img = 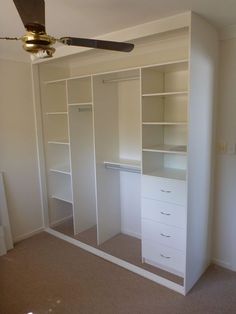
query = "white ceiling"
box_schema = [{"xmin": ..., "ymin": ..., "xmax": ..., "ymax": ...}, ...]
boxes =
[{"xmin": 1, "ymin": 0, "xmax": 236, "ymax": 62}]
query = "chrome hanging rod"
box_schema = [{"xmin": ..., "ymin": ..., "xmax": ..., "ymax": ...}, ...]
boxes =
[{"xmin": 104, "ymin": 162, "xmax": 141, "ymax": 174}]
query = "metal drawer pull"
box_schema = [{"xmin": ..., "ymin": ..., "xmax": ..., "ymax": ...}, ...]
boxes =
[
  {"xmin": 160, "ymin": 233, "xmax": 171, "ymax": 238},
  {"xmin": 160, "ymin": 254, "xmax": 171, "ymax": 259},
  {"xmin": 160, "ymin": 211, "xmax": 171, "ymax": 216},
  {"xmin": 160, "ymin": 189, "xmax": 171, "ymax": 193}
]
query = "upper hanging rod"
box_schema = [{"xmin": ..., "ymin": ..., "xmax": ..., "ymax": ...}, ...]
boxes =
[
  {"xmin": 102, "ymin": 76, "xmax": 140, "ymax": 84},
  {"xmin": 104, "ymin": 161, "xmax": 141, "ymax": 174}
]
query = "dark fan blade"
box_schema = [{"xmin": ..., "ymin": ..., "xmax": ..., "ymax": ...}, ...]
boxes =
[
  {"xmin": 13, "ymin": 0, "xmax": 45, "ymax": 33},
  {"xmin": 60, "ymin": 37, "xmax": 134, "ymax": 52}
]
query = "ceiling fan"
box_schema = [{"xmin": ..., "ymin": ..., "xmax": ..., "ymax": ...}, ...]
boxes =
[{"xmin": 0, "ymin": 0, "xmax": 134, "ymax": 60}]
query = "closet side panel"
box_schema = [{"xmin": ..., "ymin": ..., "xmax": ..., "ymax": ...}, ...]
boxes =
[{"xmin": 185, "ymin": 13, "xmax": 218, "ymax": 293}]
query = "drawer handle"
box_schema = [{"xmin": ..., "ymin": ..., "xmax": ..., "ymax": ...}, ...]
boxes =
[
  {"xmin": 160, "ymin": 254, "xmax": 171, "ymax": 259},
  {"xmin": 160, "ymin": 211, "xmax": 171, "ymax": 216},
  {"xmin": 160, "ymin": 189, "xmax": 171, "ymax": 193},
  {"xmin": 160, "ymin": 233, "xmax": 171, "ymax": 238}
]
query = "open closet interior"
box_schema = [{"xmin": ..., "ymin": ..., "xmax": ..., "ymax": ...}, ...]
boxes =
[{"xmin": 34, "ymin": 12, "xmax": 218, "ymax": 295}]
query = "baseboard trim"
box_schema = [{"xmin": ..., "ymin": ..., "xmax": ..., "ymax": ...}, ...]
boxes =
[
  {"xmin": 49, "ymin": 215, "xmax": 73, "ymax": 228},
  {"xmin": 121, "ymin": 229, "xmax": 141, "ymax": 240},
  {"xmin": 212, "ymin": 258, "xmax": 235, "ymax": 272},
  {"xmin": 13, "ymin": 227, "xmax": 44, "ymax": 243},
  {"xmin": 45, "ymin": 227, "xmax": 185, "ymax": 295}
]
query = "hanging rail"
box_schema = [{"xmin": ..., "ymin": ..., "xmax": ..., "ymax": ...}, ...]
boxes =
[{"xmin": 104, "ymin": 161, "xmax": 141, "ymax": 174}]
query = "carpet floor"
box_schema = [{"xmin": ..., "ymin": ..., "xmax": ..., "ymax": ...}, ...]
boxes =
[
  {"xmin": 1, "ymin": 232, "xmax": 236, "ymax": 314},
  {"xmin": 53, "ymin": 218, "xmax": 183, "ymax": 284}
]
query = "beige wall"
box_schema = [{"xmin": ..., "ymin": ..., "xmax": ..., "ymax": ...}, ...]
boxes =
[
  {"xmin": 0, "ymin": 37, "xmax": 236, "ymax": 271},
  {"xmin": 0, "ymin": 59, "xmax": 43, "ymax": 242},
  {"xmin": 213, "ymin": 38, "xmax": 236, "ymax": 271}
]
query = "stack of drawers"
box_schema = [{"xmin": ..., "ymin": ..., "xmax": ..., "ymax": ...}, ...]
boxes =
[{"xmin": 141, "ymin": 175, "xmax": 186, "ymax": 275}]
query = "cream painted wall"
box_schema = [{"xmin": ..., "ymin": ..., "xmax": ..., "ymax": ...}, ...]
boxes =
[
  {"xmin": 0, "ymin": 59, "xmax": 43, "ymax": 242},
  {"xmin": 0, "ymin": 29, "xmax": 236, "ymax": 272},
  {"xmin": 213, "ymin": 38, "xmax": 236, "ymax": 271}
]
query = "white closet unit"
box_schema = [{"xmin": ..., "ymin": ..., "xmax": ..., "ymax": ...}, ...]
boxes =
[{"xmin": 33, "ymin": 12, "xmax": 218, "ymax": 295}]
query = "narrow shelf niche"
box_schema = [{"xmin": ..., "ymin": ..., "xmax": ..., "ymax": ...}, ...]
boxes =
[
  {"xmin": 141, "ymin": 61, "xmax": 188, "ymax": 95},
  {"xmin": 44, "ymin": 113, "xmax": 69, "ymax": 143},
  {"xmin": 142, "ymin": 151, "xmax": 187, "ymax": 181},
  {"xmin": 42, "ymin": 80, "xmax": 67, "ymax": 112},
  {"xmin": 48, "ymin": 171, "xmax": 73, "ymax": 204},
  {"xmin": 67, "ymin": 76, "xmax": 92, "ymax": 104},
  {"xmin": 46, "ymin": 144, "xmax": 71, "ymax": 175},
  {"xmin": 142, "ymin": 93, "xmax": 188, "ymax": 124},
  {"xmin": 142, "ymin": 124, "xmax": 188, "ymax": 152}
]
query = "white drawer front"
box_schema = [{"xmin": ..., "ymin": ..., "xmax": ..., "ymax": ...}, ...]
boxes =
[
  {"xmin": 142, "ymin": 198, "xmax": 186, "ymax": 228},
  {"xmin": 142, "ymin": 175, "xmax": 186, "ymax": 205},
  {"xmin": 142, "ymin": 219, "xmax": 186, "ymax": 251},
  {"xmin": 142, "ymin": 240, "xmax": 185, "ymax": 274}
]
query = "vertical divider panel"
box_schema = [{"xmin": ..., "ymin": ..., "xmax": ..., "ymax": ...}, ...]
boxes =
[
  {"xmin": 91, "ymin": 76, "xmax": 100, "ymax": 246},
  {"xmin": 65, "ymin": 79, "xmax": 76, "ymax": 234},
  {"xmin": 68, "ymin": 77, "xmax": 97, "ymax": 235},
  {"xmin": 93, "ymin": 74, "xmax": 121, "ymax": 245}
]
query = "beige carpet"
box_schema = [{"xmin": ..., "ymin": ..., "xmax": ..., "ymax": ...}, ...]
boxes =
[
  {"xmin": 1, "ymin": 232, "xmax": 236, "ymax": 314},
  {"xmin": 53, "ymin": 218, "xmax": 183, "ymax": 284}
]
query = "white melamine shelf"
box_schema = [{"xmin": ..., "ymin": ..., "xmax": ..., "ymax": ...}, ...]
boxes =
[
  {"xmin": 48, "ymin": 140, "xmax": 70, "ymax": 145},
  {"xmin": 50, "ymin": 195, "xmax": 72, "ymax": 204},
  {"xmin": 145, "ymin": 167, "xmax": 186, "ymax": 181},
  {"xmin": 142, "ymin": 122, "xmax": 188, "ymax": 125},
  {"xmin": 44, "ymin": 78, "xmax": 67, "ymax": 85},
  {"xmin": 68, "ymin": 102, "xmax": 92, "ymax": 107},
  {"xmin": 142, "ymin": 91, "xmax": 188, "ymax": 97},
  {"xmin": 141, "ymin": 59, "xmax": 188, "ymax": 69},
  {"xmin": 45, "ymin": 112, "xmax": 68, "ymax": 115},
  {"xmin": 104, "ymin": 159, "xmax": 141, "ymax": 172},
  {"xmin": 142, "ymin": 144, "xmax": 187, "ymax": 154},
  {"xmin": 49, "ymin": 167, "xmax": 71, "ymax": 175}
]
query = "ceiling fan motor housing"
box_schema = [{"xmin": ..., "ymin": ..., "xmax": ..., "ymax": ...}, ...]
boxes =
[{"xmin": 21, "ymin": 31, "xmax": 56, "ymax": 57}]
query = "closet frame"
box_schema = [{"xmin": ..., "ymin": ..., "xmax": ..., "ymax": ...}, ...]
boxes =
[{"xmin": 32, "ymin": 12, "xmax": 218, "ymax": 295}]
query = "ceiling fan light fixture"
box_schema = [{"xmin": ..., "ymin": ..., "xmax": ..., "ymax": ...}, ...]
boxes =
[
  {"xmin": 30, "ymin": 48, "xmax": 56, "ymax": 61},
  {"xmin": 2, "ymin": 0, "xmax": 134, "ymax": 59},
  {"xmin": 21, "ymin": 31, "xmax": 56, "ymax": 58}
]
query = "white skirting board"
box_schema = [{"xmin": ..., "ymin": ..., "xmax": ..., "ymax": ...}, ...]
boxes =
[
  {"xmin": 0, "ymin": 226, "xmax": 6, "ymax": 256},
  {"xmin": 13, "ymin": 227, "xmax": 44, "ymax": 243},
  {"xmin": 0, "ymin": 172, "xmax": 13, "ymax": 252},
  {"xmin": 212, "ymin": 258, "xmax": 236, "ymax": 272}
]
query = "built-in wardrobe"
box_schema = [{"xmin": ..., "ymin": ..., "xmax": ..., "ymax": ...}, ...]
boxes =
[{"xmin": 32, "ymin": 12, "xmax": 218, "ymax": 295}]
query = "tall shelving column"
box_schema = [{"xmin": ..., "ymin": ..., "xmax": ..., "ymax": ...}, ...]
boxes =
[
  {"xmin": 141, "ymin": 60, "xmax": 189, "ymax": 276},
  {"xmin": 41, "ymin": 79, "xmax": 73, "ymax": 226}
]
